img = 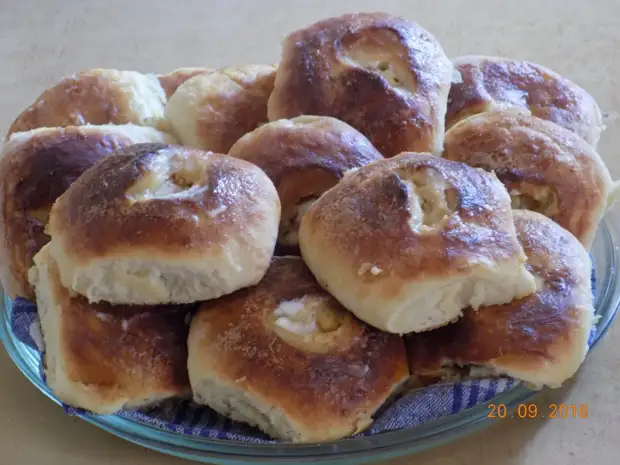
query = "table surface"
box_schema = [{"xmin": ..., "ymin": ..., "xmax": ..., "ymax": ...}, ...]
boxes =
[{"xmin": 1, "ymin": 1, "xmax": 619, "ymax": 464}]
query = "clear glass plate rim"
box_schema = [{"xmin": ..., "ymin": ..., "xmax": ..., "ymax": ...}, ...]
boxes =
[{"xmin": 1, "ymin": 214, "xmax": 618, "ymax": 463}]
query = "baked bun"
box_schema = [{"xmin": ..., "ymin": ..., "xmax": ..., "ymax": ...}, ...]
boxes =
[
  {"xmin": 228, "ymin": 115, "xmax": 384, "ymax": 251},
  {"xmin": 0, "ymin": 124, "xmax": 176, "ymax": 300},
  {"xmin": 298, "ymin": 152, "xmax": 536, "ymax": 334},
  {"xmin": 267, "ymin": 12, "xmax": 453, "ymax": 157},
  {"xmin": 447, "ymin": 56, "xmax": 603, "ymax": 146},
  {"xmin": 405, "ymin": 210, "xmax": 595, "ymax": 389},
  {"xmin": 157, "ymin": 67, "xmax": 214, "ymax": 98},
  {"xmin": 443, "ymin": 110, "xmax": 618, "ymax": 249},
  {"xmin": 28, "ymin": 244, "xmax": 192, "ymax": 414},
  {"xmin": 165, "ymin": 65, "xmax": 277, "ymax": 153},
  {"xmin": 187, "ymin": 256, "xmax": 408, "ymax": 442},
  {"xmin": 46, "ymin": 143, "xmax": 280, "ymax": 305},
  {"xmin": 7, "ymin": 69, "xmax": 169, "ymax": 137}
]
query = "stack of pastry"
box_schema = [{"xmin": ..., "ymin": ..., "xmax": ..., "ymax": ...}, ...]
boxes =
[{"xmin": 0, "ymin": 11, "xmax": 616, "ymax": 443}]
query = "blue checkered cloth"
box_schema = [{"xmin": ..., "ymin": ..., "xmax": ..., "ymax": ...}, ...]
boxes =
[{"xmin": 11, "ymin": 285, "xmax": 595, "ymax": 442}]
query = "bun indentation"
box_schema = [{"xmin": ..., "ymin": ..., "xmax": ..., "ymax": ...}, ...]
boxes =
[
  {"xmin": 509, "ymin": 183, "xmax": 559, "ymax": 217},
  {"xmin": 398, "ymin": 168, "xmax": 457, "ymax": 233},
  {"xmin": 125, "ymin": 149, "xmax": 209, "ymax": 202},
  {"xmin": 269, "ymin": 295, "xmax": 351, "ymax": 354},
  {"xmin": 443, "ymin": 110, "xmax": 612, "ymax": 248},
  {"xmin": 340, "ymin": 29, "xmax": 416, "ymax": 93},
  {"xmin": 267, "ymin": 12, "xmax": 453, "ymax": 157}
]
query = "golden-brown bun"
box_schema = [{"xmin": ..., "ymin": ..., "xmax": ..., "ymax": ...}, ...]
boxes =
[
  {"xmin": 187, "ymin": 256, "xmax": 408, "ymax": 443},
  {"xmin": 267, "ymin": 12, "xmax": 453, "ymax": 157},
  {"xmin": 0, "ymin": 125, "xmax": 176, "ymax": 300},
  {"xmin": 298, "ymin": 152, "xmax": 536, "ymax": 334},
  {"xmin": 447, "ymin": 56, "xmax": 603, "ymax": 146},
  {"xmin": 29, "ymin": 244, "xmax": 192, "ymax": 414},
  {"xmin": 157, "ymin": 67, "xmax": 214, "ymax": 98},
  {"xmin": 405, "ymin": 210, "xmax": 595, "ymax": 389},
  {"xmin": 7, "ymin": 69, "xmax": 169, "ymax": 137},
  {"xmin": 228, "ymin": 115, "xmax": 384, "ymax": 252},
  {"xmin": 443, "ymin": 110, "xmax": 617, "ymax": 249},
  {"xmin": 46, "ymin": 143, "xmax": 280, "ymax": 305},
  {"xmin": 165, "ymin": 65, "xmax": 277, "ymax": 153}
]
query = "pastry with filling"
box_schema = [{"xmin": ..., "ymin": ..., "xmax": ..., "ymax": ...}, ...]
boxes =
[
  {"xmin": 228, "ymin": 115, "xmax": 383, "ymax": 252},
  {"xmin": 405, "ymin": 210, "xmax": 595, "ymax": 389},
  {"xmin": 267, "ymin": 12, "xmax": 453, "ymax": 157},
  {"xmin": 187, "ymin": 256, "xmax": 409, "ymax": 442},
  {"xmin": 446, "ymin": 55, "xmax": 603, "ymax": 146},
  {"xmin": 0, "ymin": 124, "xmax": 176, "ymax": 300},
  {"xmin": 45, "ymin": 143, "xmax": 280, "ymax": 305},
  {"xmin": 7, "ymin": 69, "xmax": 169, "ymax": 137},
  {"xmin": 443, "ymin": 110, "xmax": 619, "ymax": 249},
  {"xmin": 28, "ymin": 244, "xmax": 193, "ymax": 415},
  {"xmin": 298, "ymin": 152, "xmax": 536, "ymax": 334},
  {"xmin": 165, "ymin": 64, "xmax": 277, "ymax": 153}
]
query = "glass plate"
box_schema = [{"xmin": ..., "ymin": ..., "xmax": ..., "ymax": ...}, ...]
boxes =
[{"xmin": 2, "ymin": 213, "xmax": 619, "ymax": 465}]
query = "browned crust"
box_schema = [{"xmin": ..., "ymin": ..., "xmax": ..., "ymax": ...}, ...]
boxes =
[
  {"xmin": 0, "ymin": 128, "xmax": 140, "ymax": 299},
  {"xmin": 443, "ymin": 110, "xmax": 611, "ymax": 247},
  {"xmin": 158, "ymin": 68, "xmax": 214, "ymax": 98},
  {"xmin": 189, "ymin": 256, "xmax": 408, "ymax": 432},
  {"xmin": 405, "ymin": 210, "xmax": 593, "ymax": 379},
  {"xmin": 8, "ymin": 71, "xmax": 142, "ymax": 137},
  {"xmin": 446, "ymin": 56, "xmax": 603, "ymax": 145},
  {"xmin": 228, "ymin": 116, "xmax": 383, "ymax": 226},
  {"xmin": 300, "ymin": 153, "xmax": 521, "ymax": 284},
  {"xmin": 195, "ymin": 65, "xmax": 276, "ymax": 153},
  {"xmin": 45, "ymin": 252, "xmax": 192, "ymax": 402},
  {"xmin": 48, "ymin": 143, "xmax": 278, "ymax": 261},
  {"xmin": 267, "ymin": 12, "xmax": 453, "ymax": 157}
]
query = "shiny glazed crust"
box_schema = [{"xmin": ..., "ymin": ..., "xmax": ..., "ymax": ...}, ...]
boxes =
[
  {"xmin": 7, "ymin": 69, "xmax": 168, "ymax": 137},
  {"xmin": 29, "ymin": 245, "xmax": 192, "ymax": 415},
  {"xmin": 165, "ymin": 65, "xmax": 277, "ymax": 153},
  {"xmin": 298, "ymin": 152, "xmax": 536, "ymax": 334},
  {"xmin": 187, "ymin": 256, "xmax": 409, "ymax": 442},
  {"xmin": 47, "ymin": 143, "xmax": 280, "ymax": 304},
  {"xmin": 0, "ymin": 125, "xmax": 175, "ymax": 300},
  {"xmin": 228, "ymin": 115, "xmax": 384, "ymax": 250},
  {"xmin": 267, "ymin": 12, "xmax": 453, "ymax": 157},
  {"xmin": 447, "ymin": 55, "xmax": 604, "ymax": 145},
  {"xmin": 443, "ymin": 110, "xmax": 615, "ymax": 249},
  {"xmin": 405, "ymin": 210, "xmax": 595, "ymax": 389}
]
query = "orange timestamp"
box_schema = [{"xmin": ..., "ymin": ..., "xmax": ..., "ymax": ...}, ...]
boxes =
[{"xmin": 487, "ymin": 403, "xmax": 589, "ymax": 419}]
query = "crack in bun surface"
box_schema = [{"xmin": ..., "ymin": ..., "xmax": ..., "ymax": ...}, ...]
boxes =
[
  {"xmin": 267, "ymin": 12, "xmax": 453, "ymax": 157},
  {"xmin": 0, "ymin": 124, "xmax": 176, "ymax": 300},
  {"xmin": 298, "ymin": 152, "xmax": 537, "ymax": 334},
  {"xmin": 187, "ymin": 256, "xmax": 409, "ymax": 443},
  {"xmin": 447, "ymin": 56, "xmax": 603, "ymax": 146},
  {"xmin": 28, "ymin": 244, "xmax": 193, "ymax": 415},
  {"xmin": 228, "ymin": 115, "xmax": 384, "ymax": 252},
  {"xmin": 46, "ymin": 143, "xmax": 281, "ymax": 305},
  {"xmin": 443, "ymin": 110, "xmax": 616, "ymax": 249},
  {"xmin": 405, "ymin": 210, "xmax": 595, "ymax": 389}
]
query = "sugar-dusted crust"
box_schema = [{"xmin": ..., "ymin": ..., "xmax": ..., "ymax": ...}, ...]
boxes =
[
  {"xmin": 0, "ymin": 124, "xmax": 175, "ymax": 299},
  {"xmin": 406, "ymin": 210, "xmax": 595, "ymax": 389},
  {"xmin": 188, "ymin": 256, "xmax": 409, "ymax": 442},
  {"xmin": 267, "ymin": 12, "xmax": 453, "ymax": 157},
  {"xmin": 298, "ymin": 152, "xmax": 536, "ymax": 334},
  {"xmin": 447, "ymin": 55, "xmax": 603, "ymax": 145},
  {"xmin": 443, "ymin": 110, "xmax": 615, "ymax": 249}
]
